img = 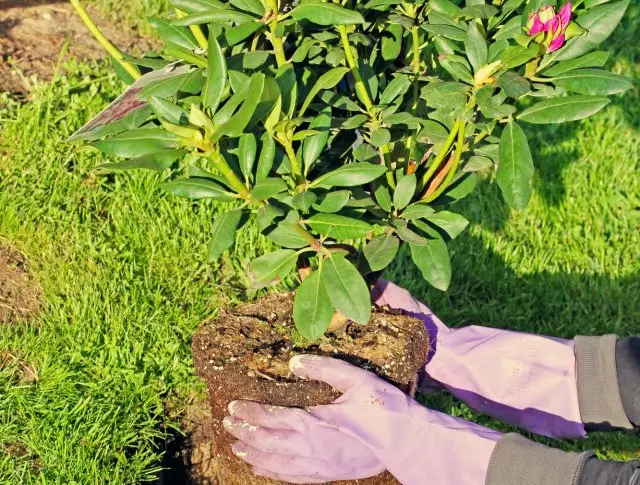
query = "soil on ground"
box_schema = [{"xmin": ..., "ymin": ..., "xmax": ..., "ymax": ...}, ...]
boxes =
[
  {"xmin": 188, "ymin": 293, "xmax": 429, "ymax": 484},
  {"xmin": 0, "ymin": 244, "xmax": 40, "ymax": 324},
  {"xmin": 0, "ymin": 0, "xmax": 156, "ymax": 94}
]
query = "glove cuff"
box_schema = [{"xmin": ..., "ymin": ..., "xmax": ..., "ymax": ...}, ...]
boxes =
[{"xmin": 575, "ymin": 335, "xmax": 633, "ymax": 430}]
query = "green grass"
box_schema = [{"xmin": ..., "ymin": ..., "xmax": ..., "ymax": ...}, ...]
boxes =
[{"xmin": 1, "ymin": 2, "xmax": 639, "ymax": 482}]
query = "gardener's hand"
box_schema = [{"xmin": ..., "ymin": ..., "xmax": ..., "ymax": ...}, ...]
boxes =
[
  {"xmin": 373, "ymin": 280, "xmax": 586, "ymax": 439},
  {"xmin": 225, "ymin": 355, "xmax": 502, "ymax": 485}
]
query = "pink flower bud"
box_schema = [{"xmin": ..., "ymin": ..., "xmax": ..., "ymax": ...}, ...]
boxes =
[
  {"xmin": 546, "ymin": 15, "xmax": 561, "ymax": 35},
  {"xmin": 548, "ymin": 33, "xmax": 566, "ymax": 52},
  {"xmin": 559, "ymin": 2, "xmax": 572, "ymax": 28},
  {"xmin": 527, "ymin": 13, "xmax": 546, "ymax": 36}
]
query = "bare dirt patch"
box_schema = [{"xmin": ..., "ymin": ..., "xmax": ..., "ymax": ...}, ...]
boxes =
[
  {"xmin": 0, "ymin": 1, "xmax": 156, "ymax": 94},
  {"xmin": 0, "ymin": 244, "xmax": 40, "ymax": 324}
]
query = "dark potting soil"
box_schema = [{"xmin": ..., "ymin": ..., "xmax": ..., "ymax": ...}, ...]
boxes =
[{"xmin": 191, "ymin": 292, "xmax": 429, "ymax": 485}]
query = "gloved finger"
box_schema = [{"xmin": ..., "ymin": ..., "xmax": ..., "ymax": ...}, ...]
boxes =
[
  {"xmin": 223, "ymin": 416, "xmax": 314, "ymax": 457},
  {"xmin": 289, "ymin": 355, "xmax": 375, "ymax": 393},
  {"xmin": 228, "ymin": 400, "xmax": 315, "ymax": 432},
  {"xmin": 232, "ymin": 441, "xmax": 329, "ymax": 476},
  {"xmin": 252, "ymin": 467, "xmax": 329, "ymax": 484}
]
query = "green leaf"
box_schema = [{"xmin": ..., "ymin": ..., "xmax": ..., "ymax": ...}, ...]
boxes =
[
  {"xmin": 170, "ymin": 0, "xmax": 226, "ymax": 13},
  {"xmin": 312, "ymin": 191, "xmax": 351, "ymax": 213},
  {"xmin": 364, "ymin": 233, "xmax": 400, "ymax": 271},
  {"xmin": 370, "ymin": 128, "xmax": 391, "ymax": 148},
  {"xmin": 542, "ymin": 51, "xmax": 609, "ymax": 76},
  {"xmin": 425, "ymin": 211, "xmax": 470, "ymax": 238},
  {"xmin": 256, "ymin": 134, "xmax": 276, "ymax": 181},
  {"xmin": 518, "ymin": 95, "xmax": 610, "ymax": 124},
  {"xmin": 229, "ymin": 0, "xmax": 264, "ymax": 15},
  {"xmin": 291, "ymin": 2, "xmax": 365, "ymax": 26},
  {"xmin": 95, "ymin": 149, "xmax": 186, "ymax": 172},
  {"xmin": 431, "ymin": 0, "xmax": 462, "ymax": 16},
  {"xmin": 291, "ymin": 191, "xmax": 318, "ymax": 212},
  {"xmin": 303, "ymin": 107, "xmax": 331, "ymax": 170},
  {"xmin": 238, "ymin": 133, "xmax": 257, "ymax": 183},
  {"xmin": 172, "ymin": 9, "xmax": 256, "ymax": 26},
  {"xmin": 393, "ymin": 173, "xmax": 416, "ymax": 210},
  {"xmin": 92, "ymin": 127, "xmax": 178, "ymax": 158},
  {"xmin": 550, "ymin": 69, "xmax": 632, "ymax": 95},
  {"xmin": 202, "ymin": 34, "xmax": 226, "ymax": 113},
  {"xmin": 353, "ymin": 143, "xmax": 379, "ymax": 163},
  {"xmin": 294, "ymin": 270, "xmax": 333, "ymax": 341},
  {"xmin": 208, "ymin": 209, "xmax": 245, "ymax": 260},
  {"xmin": 322, "ymin": 254, "xmax": 371, "ymax": 324},
  {"xmin": 251, "ymin": 178, "xmax": 288, "ymax": 200},
  {"xmin": 307, "ymin": 214, "xmax": 371, "ymax": 239},
  {"xmin": 464, "ymin": 22, "xmax": 487, "ymax": 73},
  {"xmin": 313, "ymin": 163, "xmax": 387, "ymax": 188},
  {"xmin": 148, "ymin": 17, "xmax": 198, "ymax": 50},
  {"xmin": 460, "ymin": 5, "xmax": 499, "ymax": 17},
  {"xmin": 555, "ymin": 0, "xmax": 630, "ymax": 61},
  {"xmin": 497, "ymin": 121, "xmax": 534, "ymax": 210},
  {"xmin": 421, "ymin": 82, "xmax": 470, "ymax": 109},
  {"xmin": 266, "ymin": 212, "xmax": 309, "ymax": 248},
  {"xmin": 149, "ymin": 97, "xmax": 188, "ymax": 125},
  {"xmin": 439, "ymin": 56, "xmax": 474, "ymax": 84},
  {"xmin": 409, "ymin": 235, "xmax": 451, "ymax": 291},
  {"xmin": 379, "ymin": 76, "xmax": 412, "ymax": 105},
  {"xmin": 423, "ymin": 24, "xmax": 466, "ymax": 42},
  {"xmin": 225, "ymin": 21, "xmax": 263, "ymax": 46},
  {"xmin": 374, "ymin": 184, "xmax": 392, "ymax": 212},
  {"xmin": 400, "ymin": 203, "xmax": 435, "ymax": 220},
  {"xmin": 162, "ymin": 177, "xmax": 237, "ymax": 200},
  {"xmin": 499, "ymin": 44, "xmax": 539, "ymax": 69},
  {"xmin": 299, "ymin": 67, "xmax": 350, "ymax": 117},
  {"xmin": 496, "ymin": 71, "xmax": 530, "ymax": 98},
  {"xmin": 463, "ymin": 155, "xmax": 493, "ymax": 172},
  {"xmin": 248, "ymin": 249, "xmax": 298, "ymax": 288},
  {"xmin": 396, "ymin": 224, "xmax": 428, "ymax": 245},
  {"xmin": 381, "ymin": 24, "xmax": 403, "ymax": 61}
]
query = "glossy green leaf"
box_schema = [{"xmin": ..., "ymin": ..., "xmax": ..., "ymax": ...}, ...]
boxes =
[
  {"xmin": 364, "ymin": 233, "xmax": 400, "ymax": 271},
  {"xmin": 381, "ymin": 24, "xmax": 403, "ymax": 61},
  {"xmin": 291, "ymin": 191, "xmax": 318, "ymax": 212},
  {"xmin": 238, "ymin": 133, "xmax": 257, "ymax": 183},
  {"xmin": 409, "ymin": 235, "xmax": 451, "ymax": 291},
  {"xmin": 208, "ymin": 209, "xmax": 245, "ymax": 260},
  {"xmin": 248, "ymin": 249, "xmax": 298, "ymax": 288},
  {"xmin": 225, "ymin": 21, "xmax": 263, "ymax": 46},
  {"xmin": 291, "ymin": 2, "xmax": 365, "ymax": 26},
  {"xmin": 431, "ymin": 0, "xmax": 462, "ymax": 16},
  {"xmin": 303, "ymin": 107, "xmax": 331, "ymax": 170},
  {"xmin": 426, "ymin": 211, "xmax": 470, "ymax": 238},
  {"xmin": 229, "ymin": 0, "xmax": 264, "ymax": 15},
  {"xmin": 251, "ymin": 178, "xmax": 288, "ymax": 200},
  {"xmin": 299, "ymin": 67, "xmax": 350, "ymax": 117},
  {"xmin": 396, "ymin": 224, "xmax": 427, "ymax": 245},
  {"xmin": 374, "ymin": 184, "xmax": 392, "ymax": 212},
  {"xmin": 267, "ymin": 217, "xmax": 309, "ymax": 249},
  {"xmin": 170, "ymin": 0, "xmax": 225, "ymax": 13},
  {"xmin": 312, "ymin": 163, "xmax": 387, "ymax": 188},
  {"xmin": 149, "ymin": 96, "xmax": 187, "ymax": 124},
  {"xmin": 497, "ymin": 121, "xmax": 534, "ymax": 210},
  {"xmin": 307, "ymin": 214, "xmax": 371, "ymax": 239},
  {"xmin": 499, "ymin": 44, "xmax": 539, "ymax": 69},
  {"xmin": 379, "ymin": 76, "xmax": 412, "ymax": 105},
  {"xmin": 518, "ymin": 96, "xmax": 610, "ymax": 124},
  {"xmin": 202, "ymin": 34, "xmax": 226, "ymax": 113},
  {"xmin": 542, "ymin": 51, "xmax": 609, "ymax": 76},
  {"xmin": 460, "ymin": 5, "xmax": 499, "ymax": 17},
  {"xmin": 551, "ymin": 69, "xmax": 632, "ymax": 95},
  {"xmin": 312, "ymin": 191, "xmax": 351, "ymax": 213},
  {"xmin": 423, "ymin": 24, "xmax": 467, "ymax": 42},
  {"xmin": 148, "ymin": 17, "xmax": 198, "ymax": 49},
  {"xmin": 172, "ymin": 9, "xmax": 256, "ymax": 26},
  {"xmin": 256, "ymin": 204, "xmax": 284, "ymax": 231},
  {"xmin": 95, "ymin": 149, "xmax": 186, "ymax": 172},
  {"xmin": 162, "ymin": 178, "xmax": 237, "ymax": 200},
  {"xmin": 370, "ymin": 128, "xmax": 391, "ymax": 148},
  {"xmin": 556, "ymin": 0, "xmax": 630, "ymax": 61},
  {"xmin": 92, "ymin": 128, "xmax": 178, "ymax": 158},
  {"xmin": 465, "ymin": 22, "xmax": 487, "ymax": 73},
  {"xmin": 294, "ymin": 270, "xmax": 333, "ymax": 340},
  {"xmin": 400, "ymin": 203, "xmax": 435, "ymax": 220},
  {"xmin": 393, "ymin": 173, "xmax": 416, "ymax": 210},
  {"xmin": 256, "ymin": 133, "xmax": 276, "ymax": 181},
  {"xmin": 322, "ymin": 254, "xmax": 371, "ymax": 324},
  {"xmin": 496, "ymin": 71, "xmax": 530, "ymax": 98}
]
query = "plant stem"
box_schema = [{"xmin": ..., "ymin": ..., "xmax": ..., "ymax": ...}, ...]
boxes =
[
  {"xmin": 292, "ymin": 223, "xmax": 322, "ymax": 250},
  {"xmin": 338, "ymin": 25, "xmax": 373, "ymax": 112},
  {"xmin": 419, "ymin": 120, "xmax": 461, "ymax": 192},
  {"xmin": 284, "ymin": 142, "xmax": 304, "ymax": 185},
  {"xmin": 423, "ymin": 121, "xmax": 466, "ymax": 203},
  {"xmin": 404, "ymin": 25, "xmax": 422, "ymax": 169},
  {"xmin": 266, "ymin": 0, "xmax": 287, "ymax": 66},
  {"xmin": 175, "ymin": 9, "xmax": 209, "ymax": 50},
  {"xmin": 339, "ymin": 25, "xmax": 395, "ymax": 187},
  {"xmin": 69, "ymin": 0, "xmax": 141, "ymax": 80},
  {"xmin": 210, "ymin": 153, "xmax": 251, "ymax": 198}
]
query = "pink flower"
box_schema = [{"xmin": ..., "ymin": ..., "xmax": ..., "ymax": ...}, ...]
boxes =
[{"xmin": 526, "ymin": 3, "xmax": 572, "ymax": 52}]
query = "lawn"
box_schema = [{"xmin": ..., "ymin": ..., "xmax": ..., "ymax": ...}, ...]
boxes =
[{"xmin": 0, "ymin": 1, "xmax": 638, "ymax": 483}]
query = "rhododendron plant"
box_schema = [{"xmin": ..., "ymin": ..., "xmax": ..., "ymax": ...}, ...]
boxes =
[{"xmin": 71, "ymin": 0, "xmax": 631, "ymax": 339}]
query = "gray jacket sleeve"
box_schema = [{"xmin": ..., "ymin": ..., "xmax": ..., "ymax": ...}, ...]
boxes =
[{"xmin": 486, "ymin": 336, "xmax": 640, "ymax": 485}]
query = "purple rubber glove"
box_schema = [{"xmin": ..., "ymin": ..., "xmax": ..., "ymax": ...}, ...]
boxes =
[
  {"xmin": 225, "ymin": 355, "xmax": 502, "ymax": 485},
  {"xmin": 373, "ymin": 280, "xmax": 586, "ymax": 439}
]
